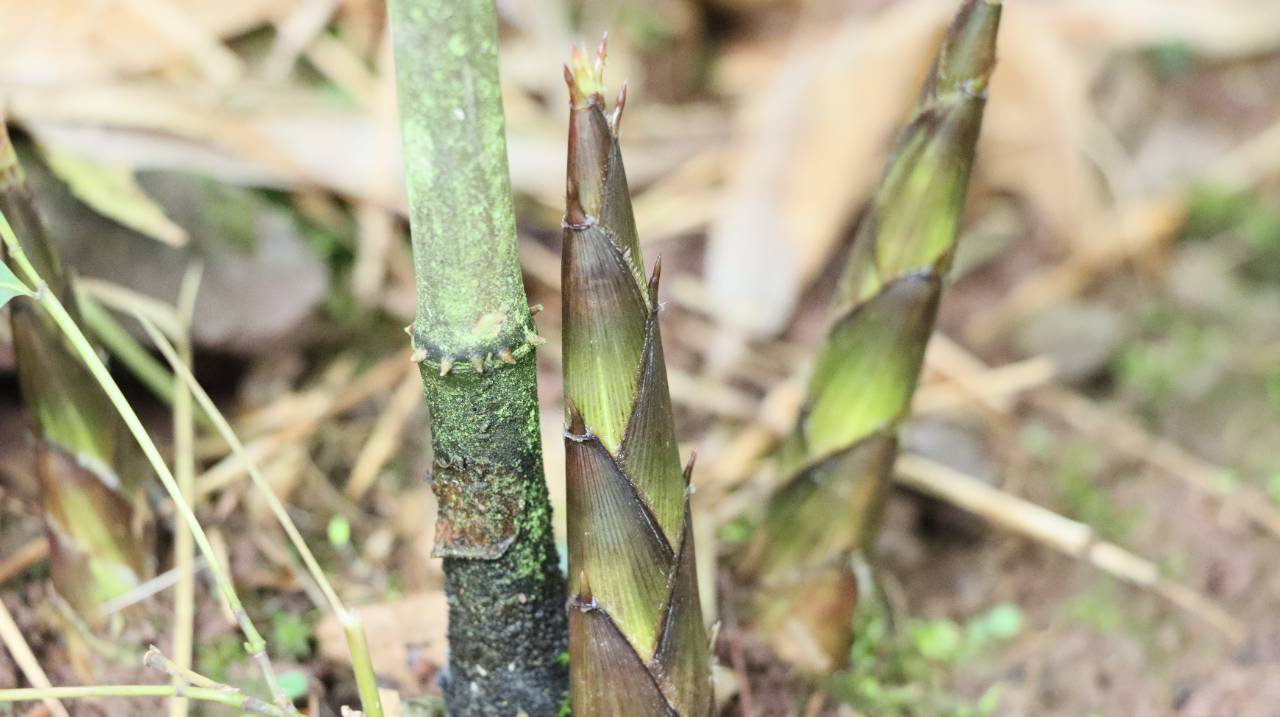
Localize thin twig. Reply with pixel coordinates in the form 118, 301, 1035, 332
193, 352, 406, 498
895, 453, 1246, 644
262, 0, 344, 81
170, 263, 202, 717
1033, 387, 1280, 540
0, 686, 284, 717
144, 645, 232, 692
99, 558, 208, 616
0, 537, 48, 585
138, 316, 385, 717
345, 365, 422, 502
0, 212, 294, 714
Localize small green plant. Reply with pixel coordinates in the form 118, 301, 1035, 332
834, 602, 1022, 717
271, 612, 314, 661
1054, 442, 1137, 543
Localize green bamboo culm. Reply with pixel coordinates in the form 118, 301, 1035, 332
562, 43, 714, 716
736, 0, 1003, 676
385, 0, 568, 714
0, 122, 154, 622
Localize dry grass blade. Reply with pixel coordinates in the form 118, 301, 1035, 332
0, 597, 72, 717
194, 352, 407, 497
0, 538, 49, 585
345, 366, 423, 502
262, 0, 344, 81
169, 264, 202, 717
115, 0, 244, 84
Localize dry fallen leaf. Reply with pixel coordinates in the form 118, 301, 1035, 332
39, 147, 189, 246
0, 0, 287, 85
1049, 0, 1280, 60
316, 591, 448, 694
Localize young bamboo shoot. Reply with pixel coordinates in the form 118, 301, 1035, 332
737, 0, 1003, 677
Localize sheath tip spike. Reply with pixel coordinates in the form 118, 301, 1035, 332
682, 450, 697, 486
647, 255, 663, 305
935, 0, 1002, 97
566, 399, 587, 436
565, 177, 589, 226
611, 81, 629, 135
577, 570, 593, 602
438, 357, 454, 377
562, 63, 576, 94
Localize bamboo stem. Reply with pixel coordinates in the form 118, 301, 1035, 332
386, 0, 568, 712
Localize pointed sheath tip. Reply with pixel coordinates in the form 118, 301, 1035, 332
576, 570, 593, 602
563, 63, 576, 94
565, 177, 589, 226
566, 399, 587, 436
707, 620, 721, 650
682, 449, 697, 486
935, 0, 1003, 96
610, 81, 629, 135
438, 357, 454, 377
647, 255, 663, 305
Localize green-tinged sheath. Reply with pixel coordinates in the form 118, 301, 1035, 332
562, 42, 713, 716
387, 0, 567, 714
738, 0, 1003, 676
1, 123, 153, 622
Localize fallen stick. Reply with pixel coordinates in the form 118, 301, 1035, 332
895, 453, 1246, 644
1033, 387, 1280, 540
0, 537, 48, 586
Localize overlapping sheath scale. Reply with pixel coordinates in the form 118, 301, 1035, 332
562, 44, 714, 716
